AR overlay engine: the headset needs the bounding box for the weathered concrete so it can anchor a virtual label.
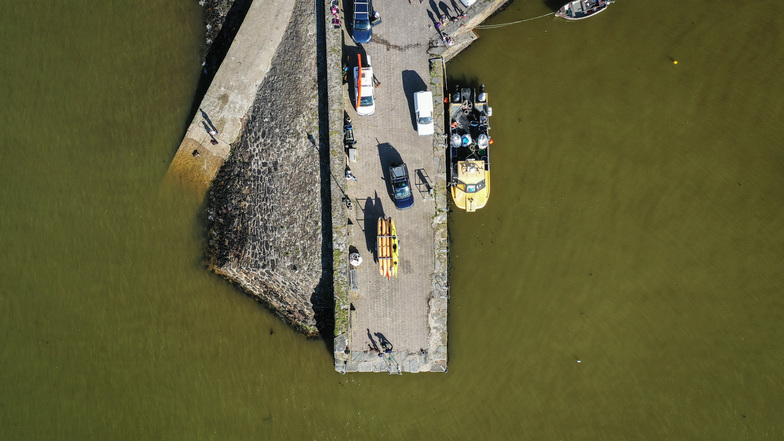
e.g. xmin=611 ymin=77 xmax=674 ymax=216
xmin=166 ymin=0 xmax=297 ymax=195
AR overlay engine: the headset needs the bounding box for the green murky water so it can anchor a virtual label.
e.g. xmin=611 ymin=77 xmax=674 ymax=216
xmin=1 ymin=0 xmax=782 ymax=439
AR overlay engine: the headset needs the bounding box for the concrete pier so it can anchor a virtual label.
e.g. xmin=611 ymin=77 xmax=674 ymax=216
xmin=165 ymin=0 xmax=297 ymax=195
xmin=165 ymin=0 xmax=509 ymax=371
xmin=329 ymin=2 xmax=448 ymax=374
xmin=329 ymin=0 xmax=511 ymax=373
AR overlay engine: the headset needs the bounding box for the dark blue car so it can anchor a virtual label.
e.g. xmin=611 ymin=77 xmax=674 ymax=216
xmin=352 ymin=0 xmax=372 ymax=43
xmin=389 ymin=163 xmax=414 ymax=210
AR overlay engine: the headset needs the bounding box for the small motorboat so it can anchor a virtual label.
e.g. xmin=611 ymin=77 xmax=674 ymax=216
xmin=555 ymin=0 xmax=612 ymax=20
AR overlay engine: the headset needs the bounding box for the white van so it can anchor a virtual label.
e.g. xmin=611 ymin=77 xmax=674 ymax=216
xmin=414 ymin=90 xmax=434 ymax=136
xmin=353 ymin=55 xmax=375 ymax=116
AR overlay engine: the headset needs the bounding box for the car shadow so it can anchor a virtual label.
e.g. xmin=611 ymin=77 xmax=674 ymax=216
xmin=401 ymin=70 xmax=428 ymax=131
xmin=376 ymin=141 xmax=404 ymax=203
xmin=361 ymin=192 xmax=386 ymax=258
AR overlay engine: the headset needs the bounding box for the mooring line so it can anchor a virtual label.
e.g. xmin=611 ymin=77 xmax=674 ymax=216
xmin=475 ymin=12 xmax=555 ymax=29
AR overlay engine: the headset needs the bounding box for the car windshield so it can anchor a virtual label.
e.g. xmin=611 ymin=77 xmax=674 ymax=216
xmin=393 ymin=182 xmax=411 ymax=199
xmin=418 ymin=115 xmax=432 ymax=124
xmin=456 ymin=179 xmax=486 ymax=193
xmin=355 ymin=20 xmax=371 ymax=30
xmin=360 ymin=96 xmax=374 ymax=106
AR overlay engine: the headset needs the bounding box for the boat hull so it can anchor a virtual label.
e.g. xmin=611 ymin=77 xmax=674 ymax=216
xmin=555 ymin=0 xmax=609 ymax=20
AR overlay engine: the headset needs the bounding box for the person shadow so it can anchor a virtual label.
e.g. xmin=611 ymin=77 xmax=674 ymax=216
xmin=374 ymin=332 xmax=394 ymax=352
xmin=438 ymin=1 xmax=452 ymax=17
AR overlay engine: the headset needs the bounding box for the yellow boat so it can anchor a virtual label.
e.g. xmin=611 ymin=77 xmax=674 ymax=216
xmin=451 ymin=160 xmax=490 ymax=212
xmin=448 ymin=84 xmax=492 ymax=213
xmin=389 ymin=218 xmax=399 ymax=278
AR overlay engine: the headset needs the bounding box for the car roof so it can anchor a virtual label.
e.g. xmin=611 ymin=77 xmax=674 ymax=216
xmin=389 ymin=163 xmax=407 ymax=179
xmin=414 ymin=91 xmax=433 ymax=113
xmin=356 ymin=67 xmax=374 ymax=94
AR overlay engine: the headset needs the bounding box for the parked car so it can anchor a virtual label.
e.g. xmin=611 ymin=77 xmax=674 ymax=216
xmin=353 ymin=55 xmax=375 ymax=116
xmin=414 ymin=90 xmax=434 ymax=136
xmin=389 ymin=163 xmax=414 ymax=210
xmin=352 ymin=0 xmax=372 ymax=43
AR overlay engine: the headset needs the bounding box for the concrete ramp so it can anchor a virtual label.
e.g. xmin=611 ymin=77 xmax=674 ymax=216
xmin=166 ymin=0 xmax=297 ymax=194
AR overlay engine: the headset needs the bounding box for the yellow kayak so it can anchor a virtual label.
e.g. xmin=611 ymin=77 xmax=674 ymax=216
xmin=377 ymin=217 xmax=386 ymax=276
xmin=390 ymin=218 xmax=399 ymax=279
xmin=377 ymin=217 xmax=398 ymax=279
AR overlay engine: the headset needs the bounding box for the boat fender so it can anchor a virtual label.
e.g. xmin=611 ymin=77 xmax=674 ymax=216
xmin=450 ymin=134 xmax=462 ymax=148
xmin=477 ymin=134 xmax=489 ymax=148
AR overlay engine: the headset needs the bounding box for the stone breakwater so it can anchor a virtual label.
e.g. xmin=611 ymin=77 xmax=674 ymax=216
xmin=194 ymin=0 xmax=510 ymax=341
xmin=204 ymin=0 xmax=331 ymax=336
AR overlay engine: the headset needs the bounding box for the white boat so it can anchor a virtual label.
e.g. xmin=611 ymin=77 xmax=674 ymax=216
xmin=555 ymin=0 xmax=612 ymax=20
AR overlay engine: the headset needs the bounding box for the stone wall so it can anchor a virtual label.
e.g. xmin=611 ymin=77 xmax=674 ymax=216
xmin=205 ymin=0 xmax=329 ymax=336
xmin=426 ymin=56 xmax=450 ymax=372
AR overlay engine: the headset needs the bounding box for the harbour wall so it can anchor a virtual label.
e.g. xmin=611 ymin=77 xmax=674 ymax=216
xmin=165 ymin=0 xmax=296 ymax=195
xmin=172 ymin=0 xmax=510 ymax=338
xmin=202 ymin=0 xmax=330 ymax=335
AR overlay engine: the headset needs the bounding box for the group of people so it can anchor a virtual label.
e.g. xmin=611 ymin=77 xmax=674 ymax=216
xmin=434 ymin=9 xmax=467 ymax=47
xmin=435 ymin=11 xmax=467 ymax=29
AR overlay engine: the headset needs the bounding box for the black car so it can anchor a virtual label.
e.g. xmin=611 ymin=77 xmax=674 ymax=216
xmin=389 ymin=163 xmax=414 ymax=210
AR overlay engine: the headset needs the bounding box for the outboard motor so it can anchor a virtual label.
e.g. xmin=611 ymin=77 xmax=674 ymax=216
xmin=477 ymin=84 xmax=486 ymax=103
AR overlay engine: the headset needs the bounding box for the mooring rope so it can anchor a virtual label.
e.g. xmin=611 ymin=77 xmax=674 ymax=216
xmin=475 ymin=11 xmax=555 ymax=29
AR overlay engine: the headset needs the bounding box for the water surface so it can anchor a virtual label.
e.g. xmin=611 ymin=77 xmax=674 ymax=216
xmin=1 ymin=0 xmax=782 ymax=439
